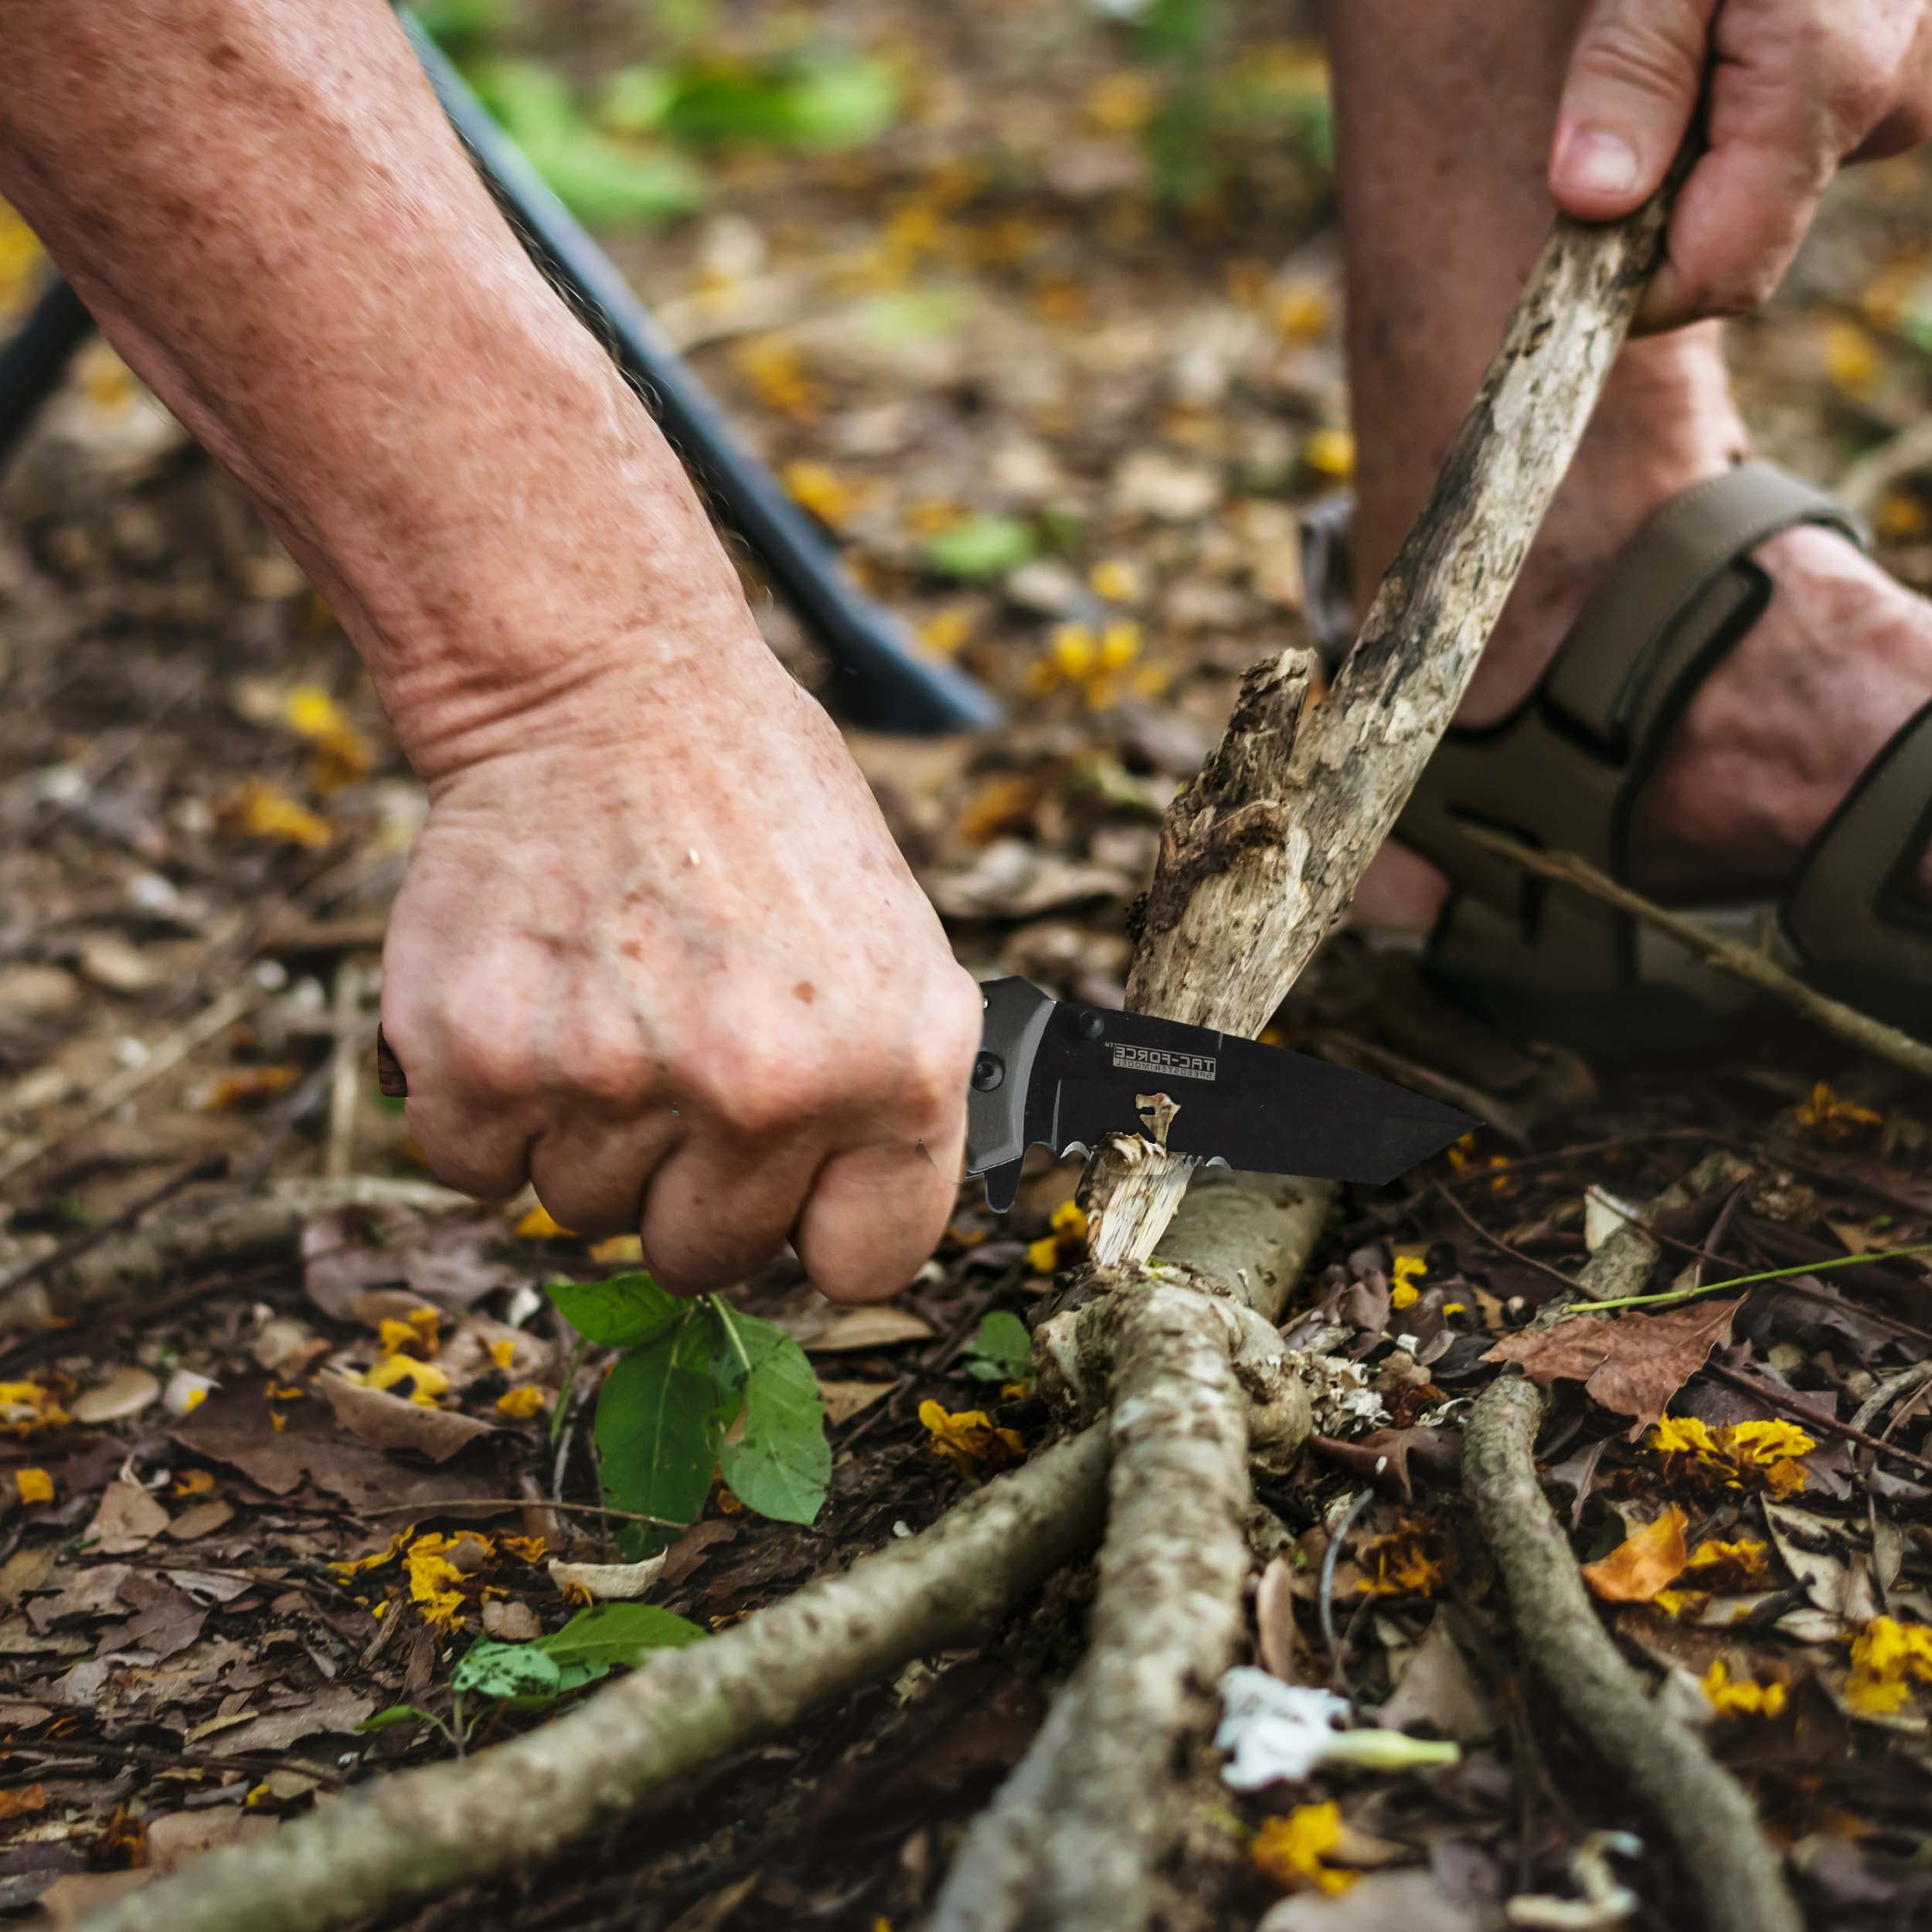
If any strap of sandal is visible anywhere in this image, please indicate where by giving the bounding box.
[1783,697,1932,1004]
[1400,462,1864,994]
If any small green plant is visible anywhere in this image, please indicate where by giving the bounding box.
[549,1272,832,1557]
[362,1601,707,1744]
[962,1310,1032,1388]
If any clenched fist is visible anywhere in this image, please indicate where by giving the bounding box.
[380,653,983,1305]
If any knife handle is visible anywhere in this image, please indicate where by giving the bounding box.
[965,978,1055,1182]
[375,1028,409,1099]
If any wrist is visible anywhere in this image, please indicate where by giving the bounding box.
[266,348,767,784]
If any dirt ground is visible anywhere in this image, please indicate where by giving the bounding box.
[4,3,1932,1929]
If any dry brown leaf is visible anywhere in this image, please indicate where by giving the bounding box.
[172,1375,505,1514]
[1379,1612,1497,1740]
[318,1372,495,1465]
[164,1499,235,1542]
[1581,1506,1689,1603]
[1483,1298,1740,1440]
[201,1685,378,1756]
[799,1306,934,1353]
[84,1478,169,1554]
[1254,1556,1301,1681]
[481,1598,543,1641]
[816,1378,897,1426]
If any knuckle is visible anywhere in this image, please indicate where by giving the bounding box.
[1570,2,1708,102]
[695,1039,820,1141]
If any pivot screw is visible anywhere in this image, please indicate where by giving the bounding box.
[1077,1009,1106,1040]
[971,1053,1005,1092]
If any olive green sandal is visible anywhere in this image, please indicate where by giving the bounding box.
[1381,462,1932,1046]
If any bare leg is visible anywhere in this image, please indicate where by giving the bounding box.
[1329,0,1932,925]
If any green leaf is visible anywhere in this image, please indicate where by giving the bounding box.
[594,1331,719,1556]
[468,59,706,227]
[766,57,900,149]
[600,65,677,138]
[710,1309,830,1526]
[357,1703,437,1733]
[467,57,583,145]
[451,1638,563,1702]
[519,132,706,227]
[963,1310,1031,1385]
[657,56,898,151]
[539,1602,707,1675]
[549,1273,687,1349]
[923,515,1036,581]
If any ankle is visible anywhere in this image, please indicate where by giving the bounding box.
[1471,327,1750,719]
[1350,323,1750,723]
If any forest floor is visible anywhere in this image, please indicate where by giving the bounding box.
[4,3,1932,1929]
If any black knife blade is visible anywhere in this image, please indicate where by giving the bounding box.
[964,978,1475,1212]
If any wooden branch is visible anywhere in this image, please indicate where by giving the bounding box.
[1087,188,1678,1267]
[930,1170,1331,1932]
[0,1176,471,1335]
[1460,825,1932,1079]
[1464,1376,1802,1932]
[75,1430,1112,1932]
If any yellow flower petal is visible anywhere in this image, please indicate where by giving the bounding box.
[14,1468,53,1506]
[1250,1801,1357,1896]
[495,1385,547,1420]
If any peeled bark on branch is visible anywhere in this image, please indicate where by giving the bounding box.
[79,1430,1112,1932]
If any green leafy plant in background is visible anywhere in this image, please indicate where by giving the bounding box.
[411,2,900,230]
[922,514,1038,581]
[1122,0,1332,208]
[465,56,707,226]
[549,1272,832,1558]
[601,53,900,152]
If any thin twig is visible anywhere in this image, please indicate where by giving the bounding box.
[359,1498,685,1529]
[0,974,276,1189]
[1568,1243,1932,1313]
[1318,1488,1374,1662]
[1460,825,1932,1079]
[1428,1175,1577,1295]
[0,1152,227,1302]
[1702,1360,1932,1479]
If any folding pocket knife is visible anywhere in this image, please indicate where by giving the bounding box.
[965,977,1475,1212]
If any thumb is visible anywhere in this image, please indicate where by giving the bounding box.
[1550,0,1717,219]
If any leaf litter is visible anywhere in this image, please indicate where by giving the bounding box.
[2,2,1932,1925]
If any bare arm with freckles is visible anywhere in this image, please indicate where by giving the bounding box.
[0,0,983,1300]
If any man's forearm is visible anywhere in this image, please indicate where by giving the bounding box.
[0,0,749,778]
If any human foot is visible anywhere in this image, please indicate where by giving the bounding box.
[1352,508,1932,937]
